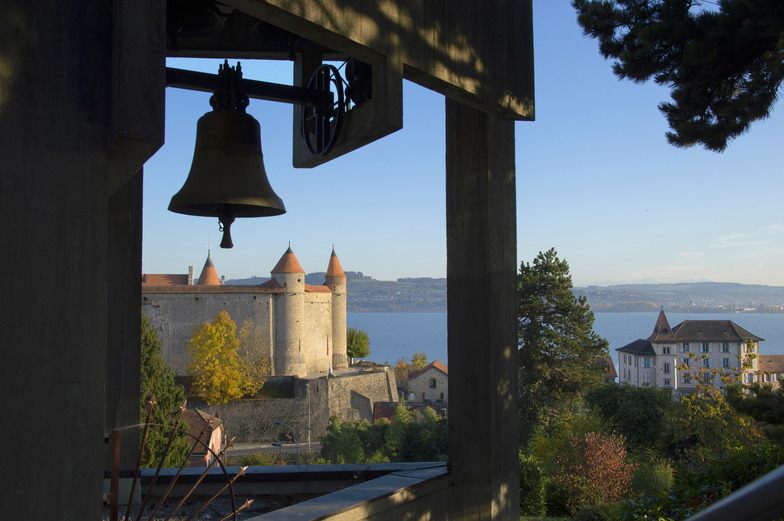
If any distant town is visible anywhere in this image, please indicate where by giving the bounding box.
[226,274,784,314]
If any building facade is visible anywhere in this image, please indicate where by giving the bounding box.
[617,310,764,393]
[397,360,449,404]
[142,246,347,378]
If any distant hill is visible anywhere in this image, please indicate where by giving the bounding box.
[574,282,784,313]
[224,275,784,313]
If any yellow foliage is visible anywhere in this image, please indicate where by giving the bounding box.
[186,310,262,404]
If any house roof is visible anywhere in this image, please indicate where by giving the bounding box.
[142,274,189,286]
[181,409,222,453]
[671,320,764,343]
[647,310,677,342]
[408,360,448,379]
[616,338,657,356]
[196,253,221,286]
[596,356,618,378]
[325,247,346,278]
[759,355,784,374]
[271,246,305,274]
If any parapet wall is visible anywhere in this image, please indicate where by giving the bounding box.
[190,370,397,443]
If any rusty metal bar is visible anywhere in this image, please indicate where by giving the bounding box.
[147,416,217,520]
[162,437,236,521]
[217,499,254,521]
[124,397,157,521]
[136,402,187,521]
[184,467,249,521]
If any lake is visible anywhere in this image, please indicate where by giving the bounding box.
[347,312,784,369]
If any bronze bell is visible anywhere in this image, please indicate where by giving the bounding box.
[168,109,286,248]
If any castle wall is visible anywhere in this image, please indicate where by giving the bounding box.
[274,275,306,377]
[143,292,273,374]
[303,294,333,374]
[326,276,348,369]
[191,371,397,442]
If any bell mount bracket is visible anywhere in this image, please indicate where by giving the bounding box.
[165,60,347,156]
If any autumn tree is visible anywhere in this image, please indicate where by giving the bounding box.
[573,0,784,151]
[546,432,637,516]
[140,313,190,467]
[186,310,260,405]
[236,318,272,385]
[518,249,609,445]
[346,327,370,363]
[393,352,428,380]
[411,352,428,371]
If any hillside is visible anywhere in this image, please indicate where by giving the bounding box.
[225,275,784,313]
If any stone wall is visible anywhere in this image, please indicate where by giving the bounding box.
[190,370,397,443]
[143,292,274,374]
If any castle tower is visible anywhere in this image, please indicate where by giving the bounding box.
[196,251,221,285]
[325,247,348,369]
[271,246,306,377]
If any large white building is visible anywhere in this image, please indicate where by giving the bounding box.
[617,310,764,393]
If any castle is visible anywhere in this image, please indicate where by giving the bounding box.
[142,246,348,378]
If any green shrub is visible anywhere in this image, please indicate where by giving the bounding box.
[632,458,674,497]
[519,452,546,517]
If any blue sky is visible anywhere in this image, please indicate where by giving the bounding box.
[142,2,783,287]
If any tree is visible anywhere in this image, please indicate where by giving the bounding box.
[411,352,428,371]
[546,432,637,516]
[236,318,272,384]
[586,384,673,452]
[392,352,428,380]
[186,310,260,405]
[140,313,190,467]
[518,249,609,444]
[346,326,370,363]
[573,0,784,151]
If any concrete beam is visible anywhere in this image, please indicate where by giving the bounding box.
[446,99,519,520]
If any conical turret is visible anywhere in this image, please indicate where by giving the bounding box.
[325,247,348,369]
[647,309,677,342]
[196,251,221,285]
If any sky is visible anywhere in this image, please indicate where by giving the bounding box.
[142,2,784,287]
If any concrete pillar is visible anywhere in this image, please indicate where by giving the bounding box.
[106,168,144,469]
[446,99,519,520]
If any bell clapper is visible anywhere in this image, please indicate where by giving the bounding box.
[218,206,235,249]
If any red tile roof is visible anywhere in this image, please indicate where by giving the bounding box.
[326,248,346,278]
[196,254,221,286]
[271,247,305,274]
[142,274,189,286]
[759,355,784,374]
[408,360,448,379]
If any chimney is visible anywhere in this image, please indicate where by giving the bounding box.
[188,266,194,285]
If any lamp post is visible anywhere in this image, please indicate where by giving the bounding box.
[274,421,299,465]
[271,442,283,466]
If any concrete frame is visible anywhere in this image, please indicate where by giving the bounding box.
[1,1,531,519]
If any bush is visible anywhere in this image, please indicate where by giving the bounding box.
[519,452,546,516]
[546,432,636,516]
[632,458,674,497]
